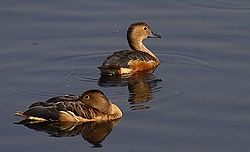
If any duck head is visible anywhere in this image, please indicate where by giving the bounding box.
[127,22,161,50]
[80,90,113,114]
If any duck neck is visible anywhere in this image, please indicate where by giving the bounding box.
[111,104,123,119]
[128,40,159,62]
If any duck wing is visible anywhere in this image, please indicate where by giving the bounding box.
[17,100,100,122]
[46,95,80,103]
[29,95,80,108]
[99,50,155,75]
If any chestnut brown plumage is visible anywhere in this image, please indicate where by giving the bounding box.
[99,22,161,75]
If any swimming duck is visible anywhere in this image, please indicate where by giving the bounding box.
[15,90,122,122]
[99,22,161,75]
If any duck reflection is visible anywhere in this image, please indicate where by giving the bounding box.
[15,119,121,148]
[98,73,162,110]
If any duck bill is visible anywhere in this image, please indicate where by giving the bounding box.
[148,31,161,38]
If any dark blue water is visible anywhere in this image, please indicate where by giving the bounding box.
[1,0,250,151]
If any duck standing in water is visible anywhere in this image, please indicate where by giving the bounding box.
[15,90,122,122]
[99,22,161,75]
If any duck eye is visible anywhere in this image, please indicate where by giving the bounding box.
[143,27,147,30]
[84,95,90,100]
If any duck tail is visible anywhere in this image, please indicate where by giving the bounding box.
[15,111,28,118]
[98,66,119,76]
[15,111,47,121]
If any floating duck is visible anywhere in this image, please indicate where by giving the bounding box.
[15,90,122,122]
[99,22,161,75]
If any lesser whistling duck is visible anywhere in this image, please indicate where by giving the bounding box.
[15,90,122,122]
[99,22,161,75]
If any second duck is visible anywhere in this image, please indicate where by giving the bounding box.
[99,22,161,75]
[15,90,122,122]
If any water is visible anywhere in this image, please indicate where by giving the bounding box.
[1,0,250,151]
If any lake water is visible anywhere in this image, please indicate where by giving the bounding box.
[1,0,250,151]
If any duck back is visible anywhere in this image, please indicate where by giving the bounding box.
[18,95,100,121]
[99,50,157,75]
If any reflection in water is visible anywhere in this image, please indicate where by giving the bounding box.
[98,73,162,110]
[15,119,121,148]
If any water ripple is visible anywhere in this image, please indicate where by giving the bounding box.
[179,0,250,10]
[63,70,99,83]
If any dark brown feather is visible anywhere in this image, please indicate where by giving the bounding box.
[99,50,156,75]
[24,95,104,121]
